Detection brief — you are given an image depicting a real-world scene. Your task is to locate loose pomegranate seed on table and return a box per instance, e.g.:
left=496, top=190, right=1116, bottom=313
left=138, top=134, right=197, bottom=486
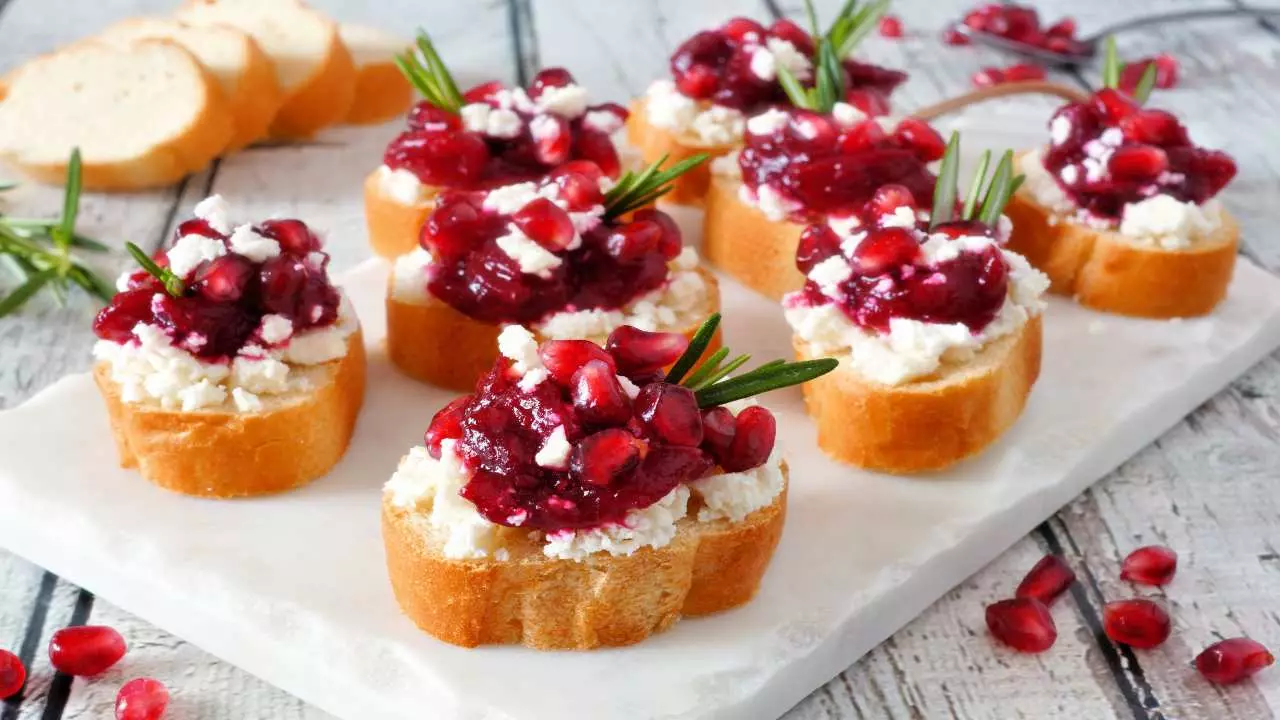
left=986, top=597, right=1058, bottom=653
left=1103, top=599, right=1172, bottom=649
left=941, top=25, right=971, bottom=46
left=1015, top=555, right=1076, bottom=605
left=956, top=3, right=1088, bottom=56
left=0, top=649, right=25, bottom=699
left=1195, top=638, right=1275, bottom=684
left=115, top=678, right=169, bottom=720
left=878, top=15, right=904, bottom=39
left=48, top=625, right=127, bottom=676
left=1120, top=54, right=1180, bottom=95
left=1120, top=546, right=1178, bottom=586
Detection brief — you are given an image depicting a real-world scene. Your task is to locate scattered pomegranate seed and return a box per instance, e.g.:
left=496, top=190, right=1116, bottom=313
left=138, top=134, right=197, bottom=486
left=192, top=255, right=254, bottom=303
left=722, top=406, right=777, bottom=471
left=1103, top=599, right=1172, bottom=649
left=573, top=129, right=622, bottom=178
left=1119, top=109, right=1186, bottom=146
left=49, top=625, right=127, bottom=677
left=529, top=67, right=574, bottom=99
left=1091, top=88, right=1138, bottom=123
left=512, top=197, right=575, bottom=251
left=954, top=4, right=1086, bottom=56
left=1002, top=63, right=1047, bottom=82
left=852, top=228, right=921, bottom=275
left=408, top=102, right=462, bottom=132
left=632, top=208, right=683, bottom=260
left=570, top=428, right=644, bottom=487
left=1015, top=555, right=1076, bottom=606
left=605, top=326, right=688, bottom=375
left=795, top=225, right=842, bottom=275
left=1120, top=54, right=1180, bottom=95
left=941, top=25, right=971, bottom=45
left=870, top=184, right=916, bottom=216
left=462, top=79, right=504, bottom=104
left=1120, top=546, right=1178, bottom=586
left=605, top=220, right=664, bottom=262
left=175, top=218, right=223, bottom=241
left=0, top=649, right=24, bottom=699
left=878, top=15, right=904, bottom=39
left=986, top=598, right=1057, bottom=653
left=532, top=115, right=573, bottom=166
left=635, top=384, right=704, bottom=447
left=539, top=340, right=617, bottom=385
left=701, top=407, right=737, bottom=464
left=1045, top=18, right=1077, bottom=37
left=550, top=169, right=604, bottom=211
left=571, top=359, right=632, bottom=426
left=722, top=16, right=766, bottom=43
left=420, top=195, right=482, bottom=263
left=893, top=117, right=947, bottom=161
left=1195, top=638, right=1275, bottom=684
left=1108, top=145, right=1169, bottom=182
left=115, top=678, right=169, bottom=720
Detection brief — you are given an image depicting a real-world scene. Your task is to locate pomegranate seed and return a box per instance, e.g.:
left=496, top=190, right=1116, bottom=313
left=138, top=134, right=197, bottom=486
left=675, top=63, right=719, bottom=99
left=635, top=384, right=703, bottom=446
left=257, top=219, right=318, bottom=255
left=49, top=625, right=127, bottom=676
left=701, top=406, right=736, bottom=464
left=1108, top=145, right=1169, bottom=182
left=192, top=255, right=254, bottom=303
left=722, top=17, right=766, bottom=43
left=844, top=89, right=891, bottom=117
left=1120, top=54, right=1180, bottom=95
left=971, top=67, right=1005, bottom=88
left=408, top=102, right=462, bottom=132
left=93, top=288, right=157, bottom=343
left=1003, top=63, right=1047, bottom=82
left=852, top=228, right=921, bottom=275
left=175, top=218, right=223, bottom=240
left=571, top=429, right=645, bottom=487
left=421, top=195, right=482, bottom=262
left=1015, top=555, right=1076, bottom=606
left=1119, top=109, right=1186, bottom=145
left=425, top=396, right=471, bottom=457
left=768, top=19, right=812, bottom=51
left=0, top=649, right=24, bottom=699
left=529, top=67, right=575, bottom=98
left=1103, top=599, right=1171, bottom=649
left=1092, top=88, right=1138, bottom=123
left=532, top=115, right=572, bottom=166
left=551, top=160, right=603, bottom=184
left=462, top=80, right=504, bottom=104
left=513, top=197, right=575, bottom=251
left=605, top=326, right=688, bottom=375
left=790, top=111, right=840, bottom=152
left=571, top=359, right=632, bottom=426
left=878, top=15, right=904, bottom=38
left=1120, top=545, right=1178, bottom=586
left=893, top=118, right=946, bottom=162
left=986, top=598, right=1057, bottom=653
left=1196, top=638, right=1275, bottom=684
left=115, top=678, right=169, bottom=720
left=550, top=169, right=604, bottom=210
left=632, top=208, right=683, bottom=259
left=721, top=406, right=776, bottom=471
left=795, top=225, right=843, bottom=275
left=941, top=25, right=972, bottom=45
left=870, top=184, right=916, bottom=216
left=604, top=220, right=663, bottom=262
left=539, top=339, right=617, bottom=385
left=573, top=129, right=622, bottom=178
left=838, top=119, right=888, bottom=153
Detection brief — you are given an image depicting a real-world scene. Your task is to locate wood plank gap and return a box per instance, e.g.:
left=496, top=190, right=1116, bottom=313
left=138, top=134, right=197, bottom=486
left=1037, top=522, right=1166, bottom=720
left=147, top=177, right=193, bottom=254
left=762, top=0, right=784, bottom=22
left=38, top=589, right=93, bottom=720
left=507, top=0, right=539, bottom=87
left=0, top=0, right=14, bottom=24
left=1232, top=0, right=1280, bottom=35
left=0, top=572, right=55, bottom=720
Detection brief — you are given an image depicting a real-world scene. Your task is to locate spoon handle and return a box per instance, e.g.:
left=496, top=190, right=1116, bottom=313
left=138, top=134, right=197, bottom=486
left=1089, top=7, right=1280, bottom=42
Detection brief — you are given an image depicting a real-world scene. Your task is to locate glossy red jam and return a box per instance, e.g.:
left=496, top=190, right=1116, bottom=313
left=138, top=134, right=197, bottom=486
left=418, top=164, right=684, bottom=324
left=958, top=3, right=1088, bottom=56
left=669, top=17, right=906, bottom=114
left=738, top=108, right=940, bottom=221
left=425, top=329, right=775, bottom=531
left=384, top=68, right=628, bottom=189
left=93, top=217, right=341, bottom=361
left=1041, top=90, right=1237, bottom=220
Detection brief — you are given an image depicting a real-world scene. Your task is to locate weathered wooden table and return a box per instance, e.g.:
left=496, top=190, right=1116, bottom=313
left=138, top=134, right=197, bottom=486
left=2, top=0, right=1278, bottom=717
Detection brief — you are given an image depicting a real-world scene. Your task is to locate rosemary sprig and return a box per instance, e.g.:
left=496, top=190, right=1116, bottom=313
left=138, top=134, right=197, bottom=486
left=394, top=30, right=465, bottom=114
left=1131, top=63, right=1159, bottom=104
left=961, top=150, right=992, bottom=221
left=1101, top=37, right=1122, bottom=92
left=776, top=38, right=844, bottom=113
left=666, top=314, right=839, bottom=407
left=929, top=131, right=962, bottom=227
left=926, top=134, right=1023, bottom=230
left=125, top=242, right=184, bottom=298
left=976, top=151, right=1018, bottom=227
left=602, top=153, right=709, bottom=220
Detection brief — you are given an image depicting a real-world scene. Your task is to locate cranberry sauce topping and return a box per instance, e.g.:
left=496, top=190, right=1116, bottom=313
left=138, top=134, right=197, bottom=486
left=738, top=106, right=941, bottom=221
left=419, top=163, right=684, bottom=324
left=93, top=207, right=340, bottom=361
left=956, top=3, right=1088, bottom=56
left=790, top=190, right=1009, bottom=334
left=669, top=17, right=906, bottom=115
left=1041, top=89, right=1237, bottom=220
left=424, top=328, right=777, bottom=531
left=384, top=67, right=628, bottom=189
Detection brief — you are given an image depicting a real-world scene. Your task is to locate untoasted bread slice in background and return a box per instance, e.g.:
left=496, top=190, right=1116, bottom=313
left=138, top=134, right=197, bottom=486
left=363, top=168, right=438, bottom=258
left=340, top=24, right=413, bottom=125
left=703, top=171, right=806, bottom=302
left=626, top=97, right=737, bottom=206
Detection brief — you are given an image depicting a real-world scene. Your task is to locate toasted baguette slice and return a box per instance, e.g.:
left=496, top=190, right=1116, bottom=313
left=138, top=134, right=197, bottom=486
left=1004, top=191, right=1238, bottom=318
left=0, top=41, right=233, bottom=190
left=703, top=171, right=805, bottom=301
left=382, top=470, right=787, bottom=649
left=177, top=0, right=356, bottom=139
left=339, top=24, right=413, bottom=125
left=98, top=18, right=282, bottom=152
left=94, top=331, right=366, bottom=498
left=796, top=316, right=1042, bottom=474
left=387, top=269, right=723, bottom=391
left=626, top=98, right=738, bottom=206
left=363, top=169, right=438, bottom=258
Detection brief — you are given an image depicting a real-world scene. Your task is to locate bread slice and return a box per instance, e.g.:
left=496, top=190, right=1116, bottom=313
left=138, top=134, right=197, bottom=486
left=703, top=171, right=806, bottom=301
left=98, top=18, right=282, bottom=151
left=626, top=98, right=738, bottom=206
left=1004, top=191, right=1238, bottom=318
left=796, top=315, right=1042, bottom=474
left=382, top=469, right=787, bottom=649
left=93, top=330, right=367, bottom=498
left=339, top=24, right=413, bottom=125
left=386, top=269, right=723, bottom=391
left=177, top=0, right=356, bottom=139
left=363, top=169, right=439, bottom=258
left=0, top=40, right=233, bottom=190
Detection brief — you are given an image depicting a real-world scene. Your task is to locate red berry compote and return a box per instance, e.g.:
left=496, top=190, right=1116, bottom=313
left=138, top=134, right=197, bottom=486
left=92, top=196, right=358, bottom=412
left=384, top=326, right=785, bottom=560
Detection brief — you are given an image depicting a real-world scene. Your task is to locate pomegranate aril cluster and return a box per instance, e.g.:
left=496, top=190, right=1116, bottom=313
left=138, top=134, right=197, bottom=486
left=954, top=3, right=1089, bottom=56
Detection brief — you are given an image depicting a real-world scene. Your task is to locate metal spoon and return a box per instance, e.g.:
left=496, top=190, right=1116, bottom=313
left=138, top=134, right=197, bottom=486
left=956, top=7, right=1280, bottom=67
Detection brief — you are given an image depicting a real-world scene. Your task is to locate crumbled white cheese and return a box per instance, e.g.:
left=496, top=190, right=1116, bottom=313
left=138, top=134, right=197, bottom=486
left=282, top=296, right=358, bottom=365
left=1119, top=195, right=1221, bottom=250
left=497, top=324, right=548, bottom=391
left=618, top=374, right=641, bottom=400
left=1018, top=149, right=1075, bottom=214
left=534, top=257, right=708, bottom=339
left=166, top=234, right=227, bottom=279
left=495, top=226, right=563, bottom=278
left=231, top=387, right=263, bottom=413
left=690, top=449, right=785, bottom=522
left=390, top=247, right=434, bottom=303
left=93, top=321, right=231, bottom=411
left=689, top=105, right=747, bottom=145
left=528, top=114, right=560, bottom=142
left=1050, top=115, right=1071, bottom=146
left=193, top=194, right=231, bottom=234
left=828, top=214, right=862, bottom=236
left=764, top=37, right=811, bottom=80
left=808, top=256, right=853, bottom=297
left=384, top=442, right=504, bottom=559
left=483, top=182, right=542, bottom=215
left=746, top=108, right=791, bottom=136
left=376, top=165, right=430, bottom=206
left=459, top=102, right=523, bottom=139
left=710, top=150, right=742, bottom=179
left=534, top=425, right=572, bottom=470
left=543, top=485, right=690, bottom=560
left=228, top=224, right=281, bottom=263
left=583, top=109, right=624, bottom=134
left=831, top=102, right=866, bottom=128
left=258, top=314, right=294, bottom=345
left=643, top=80, right=745, bottom=145
left=749, top=46, right=777, bottom=81
left=880, top=205, right=919, bottom=229
left=535, top=83, right=589, bottom=118
left=738, top=183, right=801, bottom=222
left=231, top=353, right=291, bottom=395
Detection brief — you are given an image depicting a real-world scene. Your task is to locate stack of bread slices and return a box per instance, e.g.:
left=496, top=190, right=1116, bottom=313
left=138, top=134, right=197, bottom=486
left=0, top=0, right=413, bottom=190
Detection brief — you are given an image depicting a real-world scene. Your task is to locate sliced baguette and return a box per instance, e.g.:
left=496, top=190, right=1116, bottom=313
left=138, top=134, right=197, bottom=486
left=1004, top=190, right=1238, bottom=318
left=93, top=330, right=367, bottom=498
left=177, top=0, right=356, bottom=139
left=626, top=97, right=738, bottom=206
left=0, top=40, right=233, bottom=190
left=386, top=269, right=723, bottom=391
left=382, top=470, right=787, bottom=649
left=703, top=171, right=806, bottom=301
left=363, top=169, right=438, bottom=258
left=98, top=18, right=282, bottom=152
left=339, top=24, right=413, bottom=125
left=796, top=315, right=1042, bottom=474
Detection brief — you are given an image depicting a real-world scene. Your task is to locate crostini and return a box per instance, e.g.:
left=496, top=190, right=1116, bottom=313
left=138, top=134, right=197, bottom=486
left=382, top=316, right=835, bottom=648
left=91, top=196, right=366, bottom=498
left=339, top=24, right=413, bottom=125
left=1005, top=41, right=1238, bottom=318
left=787, top=136, right=1049, bottom=473
left=627, top=6, right=906, bottom=205
left=365, top=31, right=630, bottom=258
left=387, top=156, right=722, bottom=390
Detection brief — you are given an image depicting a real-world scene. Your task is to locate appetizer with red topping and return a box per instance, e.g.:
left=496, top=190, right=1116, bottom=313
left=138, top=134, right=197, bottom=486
left=365, top=32, right=630, bottom=257
left=92, top=196, right=366, bottom=497
left=381, top=316, right=835, bottom=648
left=1005, top=41, right=1238, bottom=318
left=388, top=156, right=721, bottom=390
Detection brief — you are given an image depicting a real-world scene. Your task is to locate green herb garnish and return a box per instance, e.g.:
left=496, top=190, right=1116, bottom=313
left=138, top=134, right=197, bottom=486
left=928, top=133, right=1023, bottom=230
left=1100, top=36, right=1159, bottom=104
left=395, top=30, right=465, bottom=114
left=602, top=153, right=708, bottom=220
left=779, top=0, right=889, bottom=114
left=124, top=242, right=184, bottom=298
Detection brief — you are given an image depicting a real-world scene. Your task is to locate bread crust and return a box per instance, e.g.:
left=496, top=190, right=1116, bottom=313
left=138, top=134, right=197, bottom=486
left=703, top=172, right=806, bottom=301
left=362, top=169, right=436, bottom=258
left=386, top=269, right=723, bottom=391
left=625, top=98, right=737, bottom=206
left=346, top=59, right=412, bottom=125
left=381, top=470, right=787, bottom=649
left=269, top=25, right=357, bottom=139
left=93, top=330, right=367, bottom=498
left=1004, top=191, right=1239, bottom=318
left=796, top=315, right=1042, bottom=474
